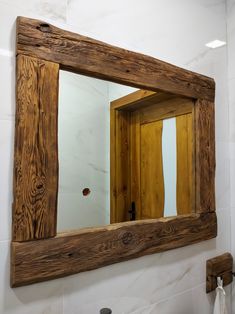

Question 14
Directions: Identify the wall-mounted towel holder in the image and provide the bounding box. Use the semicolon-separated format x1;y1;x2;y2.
206;252;234;293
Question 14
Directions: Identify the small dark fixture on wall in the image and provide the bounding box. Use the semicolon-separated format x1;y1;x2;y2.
100;308;112;314
82;188;91;196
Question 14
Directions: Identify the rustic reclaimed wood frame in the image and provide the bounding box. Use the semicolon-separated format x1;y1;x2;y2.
11;16;217;287
110;92;195;222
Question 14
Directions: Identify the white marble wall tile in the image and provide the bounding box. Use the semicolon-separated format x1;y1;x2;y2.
230;144;235;208
216;141;231;210
227;0;235;311
67;0;226;68
131;284;231;314
0;2;30;52
227;0;235;79
185;45;229;141
228;78;235;141
0;1;73;54
0;55;15;119
0;241;63;314
0;120;14;241
0;0;68;23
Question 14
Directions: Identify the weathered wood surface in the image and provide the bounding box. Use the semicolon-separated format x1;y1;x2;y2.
12;55;59;241
130;111;141;220
139;97;193;124
111;90;174;111
195;99;215;212
17;17;215;101
206;253;233;293
110;110;130;223
12;16;217;287
11;212;217;287
176;112;194;215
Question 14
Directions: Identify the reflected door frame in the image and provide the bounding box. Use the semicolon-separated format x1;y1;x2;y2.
110;92;195;223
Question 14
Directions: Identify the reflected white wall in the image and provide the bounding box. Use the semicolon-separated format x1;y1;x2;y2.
57;70;110;231
162;117;177;216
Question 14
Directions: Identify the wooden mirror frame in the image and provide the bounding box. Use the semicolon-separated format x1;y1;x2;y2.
11;16;216;287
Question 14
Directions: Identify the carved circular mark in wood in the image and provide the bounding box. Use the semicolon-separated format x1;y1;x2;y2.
82;188;91;196
160;224;175;236
121;231;134;245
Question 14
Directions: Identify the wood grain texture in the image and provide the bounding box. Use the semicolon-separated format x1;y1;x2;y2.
11;212;217;287
110;108;116;223
110;110;130;223
12;55;59;241
140;97;193;125
140;120;164;219
16;16;215;101
130;111;141;220
12;16;217;287
206;253;233;293
176;113;195;215
195;99;215;212
111;90;174;111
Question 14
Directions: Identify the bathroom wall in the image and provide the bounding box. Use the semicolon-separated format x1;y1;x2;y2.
227;0;235;312
0;1;231;313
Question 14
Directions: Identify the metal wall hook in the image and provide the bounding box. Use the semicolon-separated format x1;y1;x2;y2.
206;252;233;293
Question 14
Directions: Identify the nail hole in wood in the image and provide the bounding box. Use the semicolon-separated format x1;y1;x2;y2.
36;23;50;32
82;188;91;196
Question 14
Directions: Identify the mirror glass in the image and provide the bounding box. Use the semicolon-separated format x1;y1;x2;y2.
57;70;195;232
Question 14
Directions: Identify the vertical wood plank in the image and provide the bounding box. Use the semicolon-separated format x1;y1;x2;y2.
13;55;59;241
195;99;215;212
176;113;195;215
110;110;130;223
140;120;165;218
110;108;116;223
130;111;141;220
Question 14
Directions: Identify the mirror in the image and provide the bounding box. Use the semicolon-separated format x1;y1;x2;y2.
57;70;195;232
12;17;216;287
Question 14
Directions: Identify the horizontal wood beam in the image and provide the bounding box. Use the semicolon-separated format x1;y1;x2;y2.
16;17;215;101
11;212;217;287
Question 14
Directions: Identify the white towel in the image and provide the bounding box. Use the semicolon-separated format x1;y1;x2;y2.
213;277;228;314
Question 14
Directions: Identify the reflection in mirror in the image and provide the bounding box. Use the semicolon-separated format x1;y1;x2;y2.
57;70;195;232
162;117;177;217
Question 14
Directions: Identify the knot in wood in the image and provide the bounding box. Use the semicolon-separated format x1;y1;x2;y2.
36;23;51;33
121;232;134;245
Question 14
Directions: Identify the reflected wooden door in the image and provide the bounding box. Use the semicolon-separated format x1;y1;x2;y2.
130;97;195;220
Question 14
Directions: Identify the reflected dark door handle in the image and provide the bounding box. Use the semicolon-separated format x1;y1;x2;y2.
128;202;136;221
